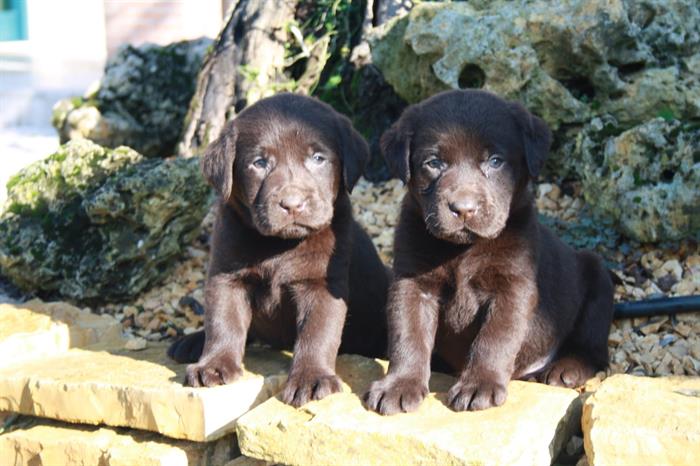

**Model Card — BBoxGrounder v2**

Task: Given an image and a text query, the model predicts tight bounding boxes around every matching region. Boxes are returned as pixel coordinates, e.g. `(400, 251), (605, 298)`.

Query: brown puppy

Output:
(365, 90), (614, 414)
(176, 93), (388, 407)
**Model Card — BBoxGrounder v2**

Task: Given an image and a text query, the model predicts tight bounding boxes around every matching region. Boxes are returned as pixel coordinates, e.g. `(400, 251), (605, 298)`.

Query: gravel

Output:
(95, 178), (699, 378)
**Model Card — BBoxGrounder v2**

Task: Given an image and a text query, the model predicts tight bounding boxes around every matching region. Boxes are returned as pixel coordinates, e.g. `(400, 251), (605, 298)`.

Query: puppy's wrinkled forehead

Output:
(414, 95), (523, 157)
(235, 97), (338, 154)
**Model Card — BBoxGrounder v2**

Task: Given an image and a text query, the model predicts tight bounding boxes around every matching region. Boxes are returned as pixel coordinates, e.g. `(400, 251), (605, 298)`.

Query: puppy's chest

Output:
(440, 261), (495, 332)
(240, 245), (334, 313)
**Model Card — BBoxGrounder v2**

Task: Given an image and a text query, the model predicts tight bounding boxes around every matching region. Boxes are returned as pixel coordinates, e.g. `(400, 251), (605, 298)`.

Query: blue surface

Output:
(0, 0), (27, 41)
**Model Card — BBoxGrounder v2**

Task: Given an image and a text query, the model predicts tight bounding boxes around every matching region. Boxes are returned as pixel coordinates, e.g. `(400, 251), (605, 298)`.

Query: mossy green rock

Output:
(0, 140), (210, 301)
(574, 118), (700, 242)
(52, 39), (211, 157)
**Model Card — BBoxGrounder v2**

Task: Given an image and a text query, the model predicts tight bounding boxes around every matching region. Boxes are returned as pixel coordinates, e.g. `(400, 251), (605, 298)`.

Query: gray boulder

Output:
(370, 0), (699, 129)
(52, 38), (212, 158)
(574, 117), (700, 242)
(0, 140), (210, 301)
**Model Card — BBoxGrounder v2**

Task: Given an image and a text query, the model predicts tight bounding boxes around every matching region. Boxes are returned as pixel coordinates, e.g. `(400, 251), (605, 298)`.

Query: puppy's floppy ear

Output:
(509, 102), (551, 178)
(200, 122), (237, 201)
(335, 115), (369, 193)
(380, 120), (411, 184)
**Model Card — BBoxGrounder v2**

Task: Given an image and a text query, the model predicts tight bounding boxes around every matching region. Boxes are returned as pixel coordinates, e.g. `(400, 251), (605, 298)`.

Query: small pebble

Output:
(124, 337), (148, 351)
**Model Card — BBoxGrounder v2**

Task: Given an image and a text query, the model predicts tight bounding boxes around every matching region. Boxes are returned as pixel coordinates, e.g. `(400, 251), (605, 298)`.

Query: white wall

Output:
(103, 0), (223, 56)
(0, 0), (107, 127)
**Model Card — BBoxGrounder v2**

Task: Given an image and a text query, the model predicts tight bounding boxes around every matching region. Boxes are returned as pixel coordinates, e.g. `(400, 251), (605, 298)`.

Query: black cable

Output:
(614, 295), (700, 319)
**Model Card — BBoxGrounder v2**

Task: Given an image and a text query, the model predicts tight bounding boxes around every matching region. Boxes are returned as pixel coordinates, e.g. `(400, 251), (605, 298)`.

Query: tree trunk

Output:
(178, 0), (298, 156)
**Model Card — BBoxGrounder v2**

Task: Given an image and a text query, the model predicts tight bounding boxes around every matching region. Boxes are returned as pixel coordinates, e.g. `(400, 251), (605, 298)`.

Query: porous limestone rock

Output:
(370, 1), (642, 128)
(0, 301), (123, 366)
(369, 0), (700, 129)
(0, 344), (290, 441)
(0, 140), (210, 301)
(237, 355), (582, 466)
(52, 39), (212, 157)
(582, 374), (700, 466)
(0, 416), (236, 466)
(599, 67), (700, 129)
(573, 117), (700, 242)
(625, 0), (700, 63)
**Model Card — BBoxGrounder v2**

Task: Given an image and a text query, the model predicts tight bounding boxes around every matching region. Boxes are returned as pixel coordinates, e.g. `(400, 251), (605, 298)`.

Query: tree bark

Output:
(179, 0), (298, 156)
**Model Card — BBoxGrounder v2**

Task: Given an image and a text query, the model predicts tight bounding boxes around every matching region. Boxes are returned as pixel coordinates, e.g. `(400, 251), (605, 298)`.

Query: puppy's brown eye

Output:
(252, 158), (268, 169)
(488, 155), (504, 169)
(311, 153), (326, 164)
(425, 158), (445, 170)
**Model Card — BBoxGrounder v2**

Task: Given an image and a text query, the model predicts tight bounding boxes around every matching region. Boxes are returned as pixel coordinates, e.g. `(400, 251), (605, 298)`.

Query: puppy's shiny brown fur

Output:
(365, 90), (614, 414)
(171, 94), (388, 407)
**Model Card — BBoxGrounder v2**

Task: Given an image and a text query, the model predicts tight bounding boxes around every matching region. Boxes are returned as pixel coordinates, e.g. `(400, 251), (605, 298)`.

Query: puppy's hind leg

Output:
(542, 253), (615, 388)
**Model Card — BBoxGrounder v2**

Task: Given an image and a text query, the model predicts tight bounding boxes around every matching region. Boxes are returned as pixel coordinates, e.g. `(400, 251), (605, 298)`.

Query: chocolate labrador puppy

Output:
(365, 90), (614, 414)
(172, 93), (388, 407)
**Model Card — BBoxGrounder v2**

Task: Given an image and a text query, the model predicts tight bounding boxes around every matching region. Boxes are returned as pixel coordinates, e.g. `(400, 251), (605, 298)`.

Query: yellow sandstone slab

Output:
(0, 306), (68, 366)
(0, 300), (123, 366)
(583, 374), (700, 466)
(0, 416), (235, 466)
(20, 299), (124, 349)
(0, 344), (290, 441)
(237, 355), (582, 466)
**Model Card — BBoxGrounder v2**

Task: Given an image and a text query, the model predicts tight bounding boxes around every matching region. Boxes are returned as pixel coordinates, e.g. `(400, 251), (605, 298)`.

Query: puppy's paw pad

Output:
(364, 377), (428, 415)
(447, 378), (507, 411)
(184, 354), (243, 387)
(281, 371), (342, 407)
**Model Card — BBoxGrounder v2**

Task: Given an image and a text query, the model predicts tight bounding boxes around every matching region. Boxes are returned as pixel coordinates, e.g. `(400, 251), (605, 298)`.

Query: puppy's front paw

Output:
(281, 369), (342, 407)
(184, 351), (243, 387)
(447, 376), (507, 411)
(364, 376), (428, 415)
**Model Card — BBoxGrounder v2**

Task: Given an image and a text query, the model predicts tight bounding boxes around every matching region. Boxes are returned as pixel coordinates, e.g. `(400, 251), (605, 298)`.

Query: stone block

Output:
(583, 374), (700, 466)
(237, 355), (581, 466)
(0, 344), (290, 441)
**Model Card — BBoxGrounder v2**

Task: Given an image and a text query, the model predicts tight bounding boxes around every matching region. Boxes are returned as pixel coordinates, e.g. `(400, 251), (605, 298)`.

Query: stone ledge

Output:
(0, 305), (69, 367)
(0, 344), (290, 441)
(0, 416), (235, 466)
(0, 301), (123, 368)
(237, 355), (581, 466)
(19, 299), (124, 349)
(583, 374), (700, 466)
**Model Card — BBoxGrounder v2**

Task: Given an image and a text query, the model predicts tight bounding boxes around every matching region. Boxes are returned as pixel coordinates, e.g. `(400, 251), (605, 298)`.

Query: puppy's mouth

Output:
(427, 223), (477, 244)
(272, 222), (319, 239)
(424, 208), (506, 245)
(254, 215), (331, 239)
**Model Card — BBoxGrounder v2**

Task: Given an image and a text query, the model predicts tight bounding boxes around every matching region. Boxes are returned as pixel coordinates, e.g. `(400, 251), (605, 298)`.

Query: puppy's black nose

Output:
(448, 199), (478, 218)
(279, 193), (307, 215)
